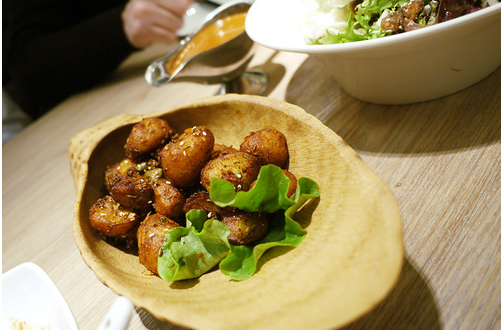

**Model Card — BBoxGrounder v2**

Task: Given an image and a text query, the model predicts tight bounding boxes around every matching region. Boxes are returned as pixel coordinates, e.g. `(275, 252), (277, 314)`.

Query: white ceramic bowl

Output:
(245, 0), (501, 104)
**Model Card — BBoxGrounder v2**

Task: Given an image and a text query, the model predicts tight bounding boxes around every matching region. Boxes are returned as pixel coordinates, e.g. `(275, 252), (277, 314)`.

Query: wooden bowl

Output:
(69, 94), (403, 330)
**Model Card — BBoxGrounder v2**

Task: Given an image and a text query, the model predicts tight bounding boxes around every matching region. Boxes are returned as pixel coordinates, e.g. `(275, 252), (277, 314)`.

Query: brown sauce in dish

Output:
(166, 12), (247, 75)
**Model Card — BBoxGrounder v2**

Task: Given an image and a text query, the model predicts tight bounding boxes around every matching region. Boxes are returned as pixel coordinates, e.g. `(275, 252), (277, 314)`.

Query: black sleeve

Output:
(3, 0), (137, 118)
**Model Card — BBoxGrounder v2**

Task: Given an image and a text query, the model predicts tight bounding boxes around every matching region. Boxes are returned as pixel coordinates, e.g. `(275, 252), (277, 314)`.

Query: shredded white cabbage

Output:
(299, 0), (352, 41)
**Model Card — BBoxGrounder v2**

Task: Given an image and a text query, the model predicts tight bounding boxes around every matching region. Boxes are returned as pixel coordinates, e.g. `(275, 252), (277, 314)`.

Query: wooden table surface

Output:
(3, 43), (500, 330)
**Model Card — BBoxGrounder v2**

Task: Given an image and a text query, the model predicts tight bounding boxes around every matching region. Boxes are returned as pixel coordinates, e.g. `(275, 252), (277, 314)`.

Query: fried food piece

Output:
(127, 159), (164, 187)
(160, 126), (215, 188)
(381, 11), (405, 32)
(125, 117), (175, 162)
(109, 175), (154, 211)
(153, 179), (186, 219)
(142, 166), (164, 186)
(104, 158), (137, 192)
(402, 0), (424, 21)
(183, 191), (224, 219)
(240, 128), (289, 168)
(184, 191), (269, 245)
(108, 225), (140, 249)
(137, 213), (180, 274)
(222, 209), (269, 245)
(381, 0), (424, 32)
(211, 143), (239, 160)
(89, 196), (140, 237)
(200, 151), (260, 192)
(105, 158), (163, 192)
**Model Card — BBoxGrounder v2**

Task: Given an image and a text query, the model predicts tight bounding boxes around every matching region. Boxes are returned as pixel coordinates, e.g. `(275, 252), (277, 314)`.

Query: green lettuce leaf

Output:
(317, 16), (369, 44)
(213, 165), (320, 280)
(313, 0), (410, 44)
(209, 164), (318, 212)
(219, 210), (307, 281)
(158, 165), (320, 281)
(157, 210), (231, 282)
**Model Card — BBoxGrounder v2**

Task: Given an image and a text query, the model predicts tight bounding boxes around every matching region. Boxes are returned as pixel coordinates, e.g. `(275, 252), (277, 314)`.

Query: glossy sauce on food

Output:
(166, 12), (247, 74)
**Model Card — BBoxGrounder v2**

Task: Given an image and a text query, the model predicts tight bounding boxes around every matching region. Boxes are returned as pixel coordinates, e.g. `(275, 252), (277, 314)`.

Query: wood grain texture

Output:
(3, 43), (500, 330)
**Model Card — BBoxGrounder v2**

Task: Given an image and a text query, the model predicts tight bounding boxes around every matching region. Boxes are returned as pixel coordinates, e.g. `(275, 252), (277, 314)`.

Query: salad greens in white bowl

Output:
(245, 0), (501, 104)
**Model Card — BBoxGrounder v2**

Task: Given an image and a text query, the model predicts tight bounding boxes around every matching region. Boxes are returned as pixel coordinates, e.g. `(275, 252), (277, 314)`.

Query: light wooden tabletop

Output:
(3, 43), (500, 330)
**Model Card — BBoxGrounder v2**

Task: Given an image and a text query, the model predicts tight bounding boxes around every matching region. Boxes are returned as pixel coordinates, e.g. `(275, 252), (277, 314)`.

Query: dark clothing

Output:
(3, 0), (137, 118)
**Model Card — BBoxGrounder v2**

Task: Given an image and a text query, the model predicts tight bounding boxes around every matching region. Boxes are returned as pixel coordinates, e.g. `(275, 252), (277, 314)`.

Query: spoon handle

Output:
(96, 296), (134, 330)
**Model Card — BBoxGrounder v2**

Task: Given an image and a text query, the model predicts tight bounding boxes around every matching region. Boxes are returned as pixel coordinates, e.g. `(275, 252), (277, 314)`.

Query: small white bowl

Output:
(246, 0), (501, 104)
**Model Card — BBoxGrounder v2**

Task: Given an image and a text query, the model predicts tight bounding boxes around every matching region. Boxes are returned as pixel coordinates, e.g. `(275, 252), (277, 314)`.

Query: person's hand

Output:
(122, 0), (195, 48)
